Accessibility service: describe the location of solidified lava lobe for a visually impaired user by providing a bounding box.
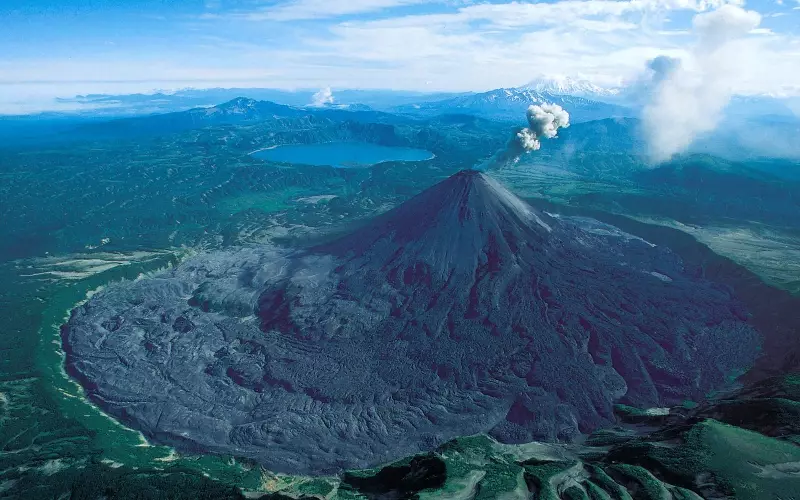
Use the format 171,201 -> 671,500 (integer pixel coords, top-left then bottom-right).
62,170 -> 760,475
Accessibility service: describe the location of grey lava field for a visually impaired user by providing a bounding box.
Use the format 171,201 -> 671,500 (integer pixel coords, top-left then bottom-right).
62,170 -> 760,475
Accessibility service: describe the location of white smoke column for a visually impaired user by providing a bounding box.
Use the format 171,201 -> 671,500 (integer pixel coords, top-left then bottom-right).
643,5 -> 762,163
516,129 -> 540,151
478,103 -> 570,170
520,103 -> 571,151
311,87 -> 334,107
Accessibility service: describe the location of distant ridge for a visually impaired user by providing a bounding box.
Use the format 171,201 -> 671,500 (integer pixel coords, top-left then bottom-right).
393,88 -> 632,122
72,97 -> 412,139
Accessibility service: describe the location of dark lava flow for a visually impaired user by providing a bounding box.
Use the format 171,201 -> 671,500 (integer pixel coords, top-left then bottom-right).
62,170 -> 759,474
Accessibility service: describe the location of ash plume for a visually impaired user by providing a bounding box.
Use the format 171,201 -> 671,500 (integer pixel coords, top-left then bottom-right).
479,103 -> 570,171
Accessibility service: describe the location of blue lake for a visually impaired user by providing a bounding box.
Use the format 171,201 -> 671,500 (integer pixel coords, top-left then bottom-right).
252,142 -> 434,168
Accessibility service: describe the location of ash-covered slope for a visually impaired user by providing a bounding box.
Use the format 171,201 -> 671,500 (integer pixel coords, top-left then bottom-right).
318,169 -> 554,273
63,171 -> 759,475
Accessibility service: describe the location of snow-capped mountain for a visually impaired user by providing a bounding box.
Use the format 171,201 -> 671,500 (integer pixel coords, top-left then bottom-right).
520,76 -> 621,100
394,87 -> 632,123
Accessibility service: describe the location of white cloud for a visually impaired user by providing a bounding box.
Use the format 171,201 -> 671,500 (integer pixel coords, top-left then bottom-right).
280,0 -> 799,94
240,0 -> 438,21
454,1 -> 638,28
236,0 -> 748,28
249,0 -> 745,24
692,3 -> 761,46
637,0 -> 744,9
283,1 -> 696,89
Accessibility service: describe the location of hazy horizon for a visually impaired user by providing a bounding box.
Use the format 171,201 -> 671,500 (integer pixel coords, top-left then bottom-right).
3,0 -> 800,114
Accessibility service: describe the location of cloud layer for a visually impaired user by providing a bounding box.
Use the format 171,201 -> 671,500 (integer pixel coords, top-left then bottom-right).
1,0 -> 799,112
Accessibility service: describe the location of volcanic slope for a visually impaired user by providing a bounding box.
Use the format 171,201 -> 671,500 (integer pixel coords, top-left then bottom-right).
63,170 -> 759,475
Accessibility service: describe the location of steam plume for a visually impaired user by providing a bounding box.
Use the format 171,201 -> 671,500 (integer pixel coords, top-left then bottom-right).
311,87 -> 335,107
643,5 -> 762,163
479,103 -> 571,171
647,56 -> 681,87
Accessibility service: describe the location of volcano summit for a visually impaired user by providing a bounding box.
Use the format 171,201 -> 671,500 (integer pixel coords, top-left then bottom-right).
63,170 -> 759,474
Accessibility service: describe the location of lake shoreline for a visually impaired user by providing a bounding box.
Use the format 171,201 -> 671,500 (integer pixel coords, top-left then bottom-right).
249,141 -> 435,169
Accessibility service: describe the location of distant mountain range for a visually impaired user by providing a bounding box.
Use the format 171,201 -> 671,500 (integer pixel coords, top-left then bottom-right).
9,75 -> 797,132
49,88 -> 467,118
62,87 -> 635,128
81,92 -> 629,140
49,80 -> 628,121
68,97 -> 418,140
392,87 -> 633,123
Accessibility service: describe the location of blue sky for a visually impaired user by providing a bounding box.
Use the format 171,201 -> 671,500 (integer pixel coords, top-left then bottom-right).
1,0 -> 799,111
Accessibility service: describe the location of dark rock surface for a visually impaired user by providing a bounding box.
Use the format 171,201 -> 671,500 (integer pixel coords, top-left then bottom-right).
62,170 -> 760,475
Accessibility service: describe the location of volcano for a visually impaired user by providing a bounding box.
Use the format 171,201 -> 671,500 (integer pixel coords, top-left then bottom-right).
63,170 -> 759,475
